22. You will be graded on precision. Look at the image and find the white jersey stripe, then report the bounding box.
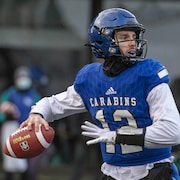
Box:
[6,138,17,157]
[35,124,50,149]
[158,69,168,79]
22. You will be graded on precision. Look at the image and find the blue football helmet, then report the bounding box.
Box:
[88,8,147,60]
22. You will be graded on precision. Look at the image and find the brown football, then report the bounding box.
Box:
[3,124,55,158]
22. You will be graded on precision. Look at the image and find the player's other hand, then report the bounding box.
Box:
[20,113,49,132]
[81,121,116,145]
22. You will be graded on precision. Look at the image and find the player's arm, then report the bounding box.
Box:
[20,85,87,131]
[145,83,180,148]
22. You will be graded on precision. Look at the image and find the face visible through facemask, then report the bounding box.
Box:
[114,30,137,57]
[15,77,32,90]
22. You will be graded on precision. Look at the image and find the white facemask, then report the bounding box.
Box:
[15,77,32,90]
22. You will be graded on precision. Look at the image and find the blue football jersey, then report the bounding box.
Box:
[74,58,172,166]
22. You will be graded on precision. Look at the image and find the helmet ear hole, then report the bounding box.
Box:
[96,41,103,45]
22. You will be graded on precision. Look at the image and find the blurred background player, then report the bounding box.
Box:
[0,101,27,180]
[0,66,41,180]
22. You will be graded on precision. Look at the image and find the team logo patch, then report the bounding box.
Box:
[105,87,117,95]
[19,141,30,151]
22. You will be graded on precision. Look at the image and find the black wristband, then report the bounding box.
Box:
[115,128,146,147]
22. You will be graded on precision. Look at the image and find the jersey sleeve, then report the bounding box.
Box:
[30,85,87,122]
[145,83,180,148]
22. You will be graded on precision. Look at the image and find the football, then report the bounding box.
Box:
[3,124,55,158]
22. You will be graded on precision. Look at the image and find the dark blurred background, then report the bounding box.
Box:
[0,0,180,179]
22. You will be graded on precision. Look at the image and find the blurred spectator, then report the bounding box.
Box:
[0,101,27,180]
[0,66,41,180]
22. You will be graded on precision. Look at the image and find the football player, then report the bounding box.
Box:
[20,8,180,180]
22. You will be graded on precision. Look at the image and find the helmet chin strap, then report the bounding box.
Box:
[103,56,135,77]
